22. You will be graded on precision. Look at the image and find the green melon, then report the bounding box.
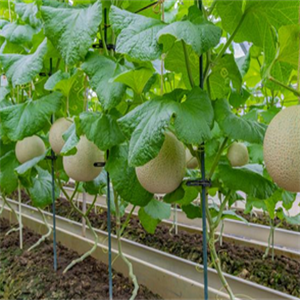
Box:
[49,117,72,154]
[136,132,186,194]
[15,135,46,164]
[186,147,198,169]
[63,135,104,182]
[264,106,300,192]
[227,142,249,167]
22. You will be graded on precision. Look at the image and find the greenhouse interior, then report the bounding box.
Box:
[0,0,299,299]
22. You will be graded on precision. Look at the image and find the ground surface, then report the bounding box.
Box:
[50,198,300,298]
[0,218,161,300]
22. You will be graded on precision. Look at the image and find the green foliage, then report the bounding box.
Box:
[218,164,276,200]
[81,53,127,110]
[110,5,165,61]
[106,144,152,206]
[119,87,213,166]
[41,1,102,66]
[0,38,47,87]
[213,99,267,144]
[0,0,298,227]
[158,6,221,56]
[0,92,62,141]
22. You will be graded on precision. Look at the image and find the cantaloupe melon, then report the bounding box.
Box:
[263,106,300,192]
[186,147,198,169]
[63,135,104,182]
[15,135,46,164]
[49,117,72,154]
[136,132,186,194]
[227,142,249,167]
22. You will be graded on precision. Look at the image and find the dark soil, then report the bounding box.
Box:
[10,189,300,232]
[236,210,300,232]
[0,218,161,300]
[49,198,300,298]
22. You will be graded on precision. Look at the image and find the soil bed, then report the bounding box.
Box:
[46,198,300,298]
[0,218,161,300]
[236,210,300,232]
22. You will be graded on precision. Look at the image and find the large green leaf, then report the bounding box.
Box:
[15,151,47,176]
[138,207,160,234]
[216,1,299,47]
[78,111,125,151]
[61,123,79,156]
[277,208,300,226]
[28,167,59,209]
[213,99,266,144]
[209,54,242,100]
[41,1,102,66]
[119,87,213,166]
[106,144,153,206]
[0,92,62,141]
[173,87,214,145]
[81,53,126,111]
[157,6,221,56]
[44,69,79,97]
[218,164,276,200]
[15,2,41,28]
[144,198,171,220]
[0,150,19,195]
[113,67,153,94]
[110,5,165,61]
[276,25,300,69]
[0,22,36,44]
[164,41,199,89]
[0,38,47,87]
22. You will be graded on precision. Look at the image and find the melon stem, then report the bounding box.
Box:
[62,182,99,274]
[28,208,52,252]
[114,190,139,300]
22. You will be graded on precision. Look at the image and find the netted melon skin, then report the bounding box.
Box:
[227,142,249,167]
[63,135,104,182]
[49,118,72,154]
[15,135,46,164]
[136,132,186,194]
[263,106,300,192]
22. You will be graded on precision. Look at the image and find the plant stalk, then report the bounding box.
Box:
[182,40,195,88]
[114,191,139,300]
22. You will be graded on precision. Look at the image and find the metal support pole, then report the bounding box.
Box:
[198,1,208,299]
[103,9,113,297]
[49,57,57,271]
[106,151,113,300]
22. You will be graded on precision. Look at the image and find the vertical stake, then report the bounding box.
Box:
[49,57,58,272]
[106,150,113,300]
[197,0,208,299]
[103,8,113,299]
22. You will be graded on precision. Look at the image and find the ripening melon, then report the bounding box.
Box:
[49,118,72,154]
[63,135,104,182]
[15,135,46,164]
[227,142,249,167]
[136,132,186,194]
[186,147,198,169]
[263,106,300,192]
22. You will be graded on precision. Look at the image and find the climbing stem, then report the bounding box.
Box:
[2,194,23,236]
[28,208,52,252]
[208,137,228,179]
[212,191,231,230]
[63,182,99,273]
[209,229,235,300]
[114,192,139,300]
[182,40,195,88]
[269,77,300,97]
[120,205,136,237]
